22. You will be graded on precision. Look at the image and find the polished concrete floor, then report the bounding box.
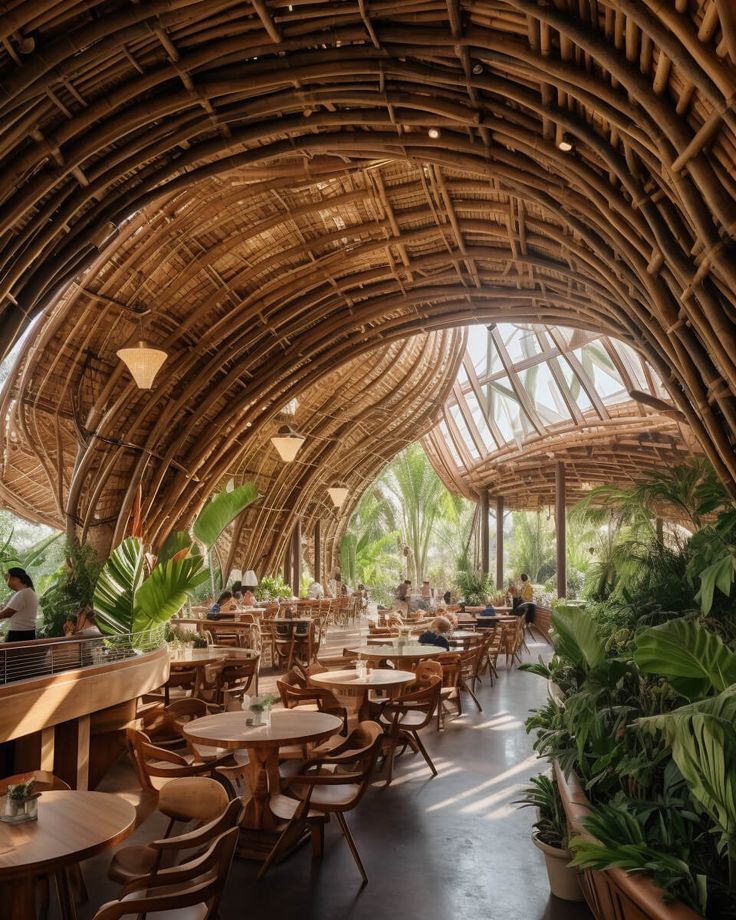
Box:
[70,630,592,920]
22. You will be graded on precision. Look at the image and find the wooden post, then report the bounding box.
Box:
[314,519,321,583]
[480,488,490,577]
[291,520,301,597]
[556,461,567,599]
[496,495,504,590]
[283,534,291,586]
[655,517,664,543]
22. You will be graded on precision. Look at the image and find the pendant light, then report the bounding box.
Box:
[116,341,168,389]
[327,485,349,508]
[270,425,305,462]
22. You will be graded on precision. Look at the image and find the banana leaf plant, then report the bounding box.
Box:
[94,481,258,635]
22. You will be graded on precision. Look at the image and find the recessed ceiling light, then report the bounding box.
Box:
[472,62,484,75]
[428,128,440,139]
[558,133,574,152]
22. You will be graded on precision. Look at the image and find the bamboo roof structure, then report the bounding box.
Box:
[1,1,735,569]
[423,323,700,506]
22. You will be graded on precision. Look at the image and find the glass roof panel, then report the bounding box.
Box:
[429,323,671,477]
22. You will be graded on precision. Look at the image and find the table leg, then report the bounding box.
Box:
[1,877,35,918]
[55,867,78,920]
[241,746,279,830]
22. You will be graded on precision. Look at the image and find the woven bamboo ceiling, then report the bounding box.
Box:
[1,0,735,567]
[423,322,700,506]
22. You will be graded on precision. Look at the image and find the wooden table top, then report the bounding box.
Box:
[309,668,415,690]
[182,709,342,750]
[265,617,313,624]
[169,647,257,667]
[449,630,479,639]
[0,791,135,878]
[348,644,444,659]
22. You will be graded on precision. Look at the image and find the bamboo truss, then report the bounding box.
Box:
[0,1,735,566]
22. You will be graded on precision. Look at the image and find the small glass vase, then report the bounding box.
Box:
[1,795,38,823]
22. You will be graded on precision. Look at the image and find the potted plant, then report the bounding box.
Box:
[3,778,40,822]
[515,774,584,901]
[245,693,279,727]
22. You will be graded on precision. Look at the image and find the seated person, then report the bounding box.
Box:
[307,580,324,599]
[64,605,103,637]
[418,616,452,651]
[479,602,496,617]
[208,590,236,619]
[517,573,536,622]
[242,588,257,606]
[443,590,452,605]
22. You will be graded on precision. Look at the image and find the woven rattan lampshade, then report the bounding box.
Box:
[116,341,168,389]
[327,486,349,508]
[270,426,305,462]
[243,570,258,588]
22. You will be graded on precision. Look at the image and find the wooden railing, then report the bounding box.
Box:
[0,629,169,789]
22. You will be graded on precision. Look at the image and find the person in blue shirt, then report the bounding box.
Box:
[208,590,234,620]
[418,616,452,651]
[479,602,496,617]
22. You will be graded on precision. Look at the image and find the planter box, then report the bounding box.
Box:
[554,762,702,920]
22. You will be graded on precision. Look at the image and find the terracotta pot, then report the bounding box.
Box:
[532,831,585,901]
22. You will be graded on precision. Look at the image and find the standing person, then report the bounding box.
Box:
[395,579,411,603]
[518,573,535,623]
[0,568,39,642]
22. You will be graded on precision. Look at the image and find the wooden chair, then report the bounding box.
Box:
[108,798,243,886]
[200,653,259,706]
[259,721,383,883]
[93,826,238,919]
[276,677,349,735]
[140,698,214,749]
[126,729,233,798]
[378,678,442,785]
[458,646,483,712]
[435,652,462,730]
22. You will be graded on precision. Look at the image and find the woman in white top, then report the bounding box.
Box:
[0,567,39,642]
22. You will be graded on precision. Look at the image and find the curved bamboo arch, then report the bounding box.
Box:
[1,1,736,569]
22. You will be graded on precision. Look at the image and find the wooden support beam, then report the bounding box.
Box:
[291,519,301,597]
[314,518,321,584]
[480,488,490,578]
[556,461,566,599]
[496,495,504,590]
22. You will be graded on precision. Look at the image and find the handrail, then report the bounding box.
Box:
[0,626,167,685]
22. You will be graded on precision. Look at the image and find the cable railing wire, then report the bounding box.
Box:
[0,625,167,685]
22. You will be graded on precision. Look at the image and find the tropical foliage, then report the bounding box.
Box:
[94,482,258,636]
[523,605,736,917]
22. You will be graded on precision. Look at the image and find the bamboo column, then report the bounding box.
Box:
[656,517,664,543]
[496,495,504,590]
[314,519,321,584]
[555,461,567,599]
[291,519,301,597]
[283,535,291,586]
[480,488,490,577]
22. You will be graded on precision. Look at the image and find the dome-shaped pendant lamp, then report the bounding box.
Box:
[116,340,168,389]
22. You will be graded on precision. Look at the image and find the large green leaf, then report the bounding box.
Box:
[551,604,605,672]
[94,537,145,635]
[133,552,209,632]
[639,686,736,847]
[157,530,192,566]
[634,619,736,700]
[192,482,258,549]
[21,531,62,569]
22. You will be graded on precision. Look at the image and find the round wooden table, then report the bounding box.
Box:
[309,668,415,719]
[348,643,444,669]
[0,790,135,919]
[183,709,341,836]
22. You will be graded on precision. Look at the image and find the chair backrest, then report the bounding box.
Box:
[0,770,71,795]
[127,728,191,789]
[92,826,239,919]
[385,678,441,730]
[435,652,461,688]
[413,659,443,686]
[296,720,383,812]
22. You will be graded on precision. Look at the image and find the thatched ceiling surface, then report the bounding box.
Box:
[0,0,735,565]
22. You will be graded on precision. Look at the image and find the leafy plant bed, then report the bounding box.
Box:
[554,763,700,920]
[523,605,736,919]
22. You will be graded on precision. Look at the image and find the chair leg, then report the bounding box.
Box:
[258,802,309,880]
[335,812,367,883]
[381,731,400,786]
[411,731,437,776]
[462,680,483,713]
